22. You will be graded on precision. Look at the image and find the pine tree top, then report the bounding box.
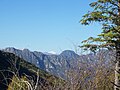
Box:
[80,0,120,52]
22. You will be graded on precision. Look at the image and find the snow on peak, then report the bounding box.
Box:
[44,51,57,55]
[48,51,57,54]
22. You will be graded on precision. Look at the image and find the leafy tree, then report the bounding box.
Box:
[80,0,120,90]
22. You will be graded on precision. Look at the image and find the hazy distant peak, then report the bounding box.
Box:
[43,51,57,55]
[60,50,76,55]
[59,50,80,59]
[48,51,57,54]
[3,47,16,52]
[5,47,16,50]
[22,48,30,52]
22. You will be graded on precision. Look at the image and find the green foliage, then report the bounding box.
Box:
[80,0,120,52]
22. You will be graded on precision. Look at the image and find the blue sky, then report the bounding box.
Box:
[0,0,101,53]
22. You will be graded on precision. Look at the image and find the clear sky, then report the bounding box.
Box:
[0,0,101,53]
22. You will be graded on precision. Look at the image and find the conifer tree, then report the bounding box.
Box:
[80,0,120,89]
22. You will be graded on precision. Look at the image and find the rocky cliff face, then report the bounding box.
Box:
[3,47,80,78]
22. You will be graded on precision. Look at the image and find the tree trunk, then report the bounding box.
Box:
[114,0,120,89]
[114,43,120,90]
[114,61,120,90]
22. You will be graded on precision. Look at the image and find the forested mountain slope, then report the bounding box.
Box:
[0,50,63,90]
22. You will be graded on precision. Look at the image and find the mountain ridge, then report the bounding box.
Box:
[2,47,80,78]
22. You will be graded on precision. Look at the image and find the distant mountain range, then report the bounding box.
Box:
[2,47,81,78]
[2,47,113,79]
